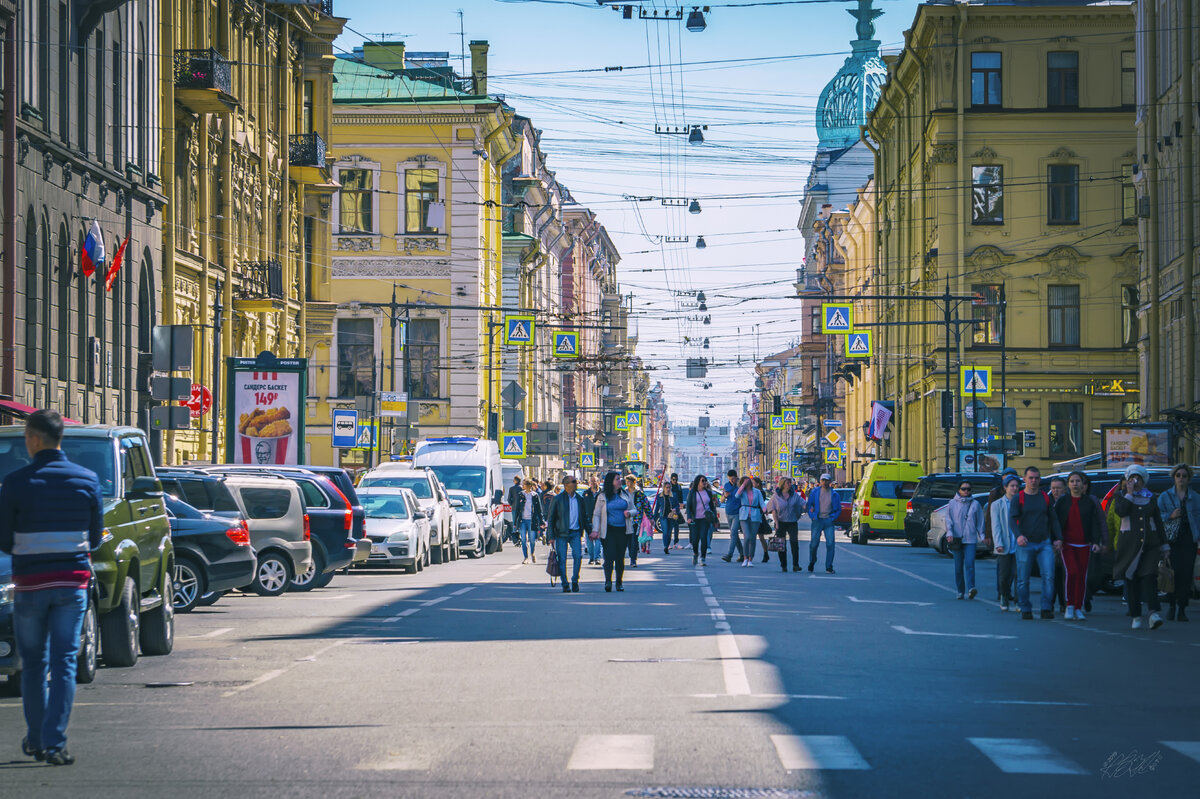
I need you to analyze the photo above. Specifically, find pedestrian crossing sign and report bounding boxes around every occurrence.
[824,429,841,446]
[500,432,526,459]
[781,409,798,426]
[504,315,535,345]
[580,452,596,467]
[845,330,873,358]
[553,330,578,358]
[792,465,803,478]
[777,443,788,454]
[824,447,842,465]
[614,414,629,432]
[960,365,993,397]
[624,410,642,428]
[821,303,853,334]
[770,415,784,430]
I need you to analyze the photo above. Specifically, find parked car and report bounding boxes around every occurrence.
[203,464,366,541]
[0,425,174,668]
[220,475,312,597]
[358,466,455,563]
[850,459,924,544]
[832,488,854,531]
[447,489,486,558]
[413,437,506,554]
[157,468,242,520]
[358,488,431,573]
[926,491,994,556]
[163,495,256,612]
[905,472,1003,547]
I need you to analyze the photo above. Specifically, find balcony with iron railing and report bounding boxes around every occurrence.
[233,259,285,311]
[289,132,329,183]
[173,48,237,114]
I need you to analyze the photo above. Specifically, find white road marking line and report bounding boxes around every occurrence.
[772,735,871,771]
[710,609,726,621]
[892,625,1016,640]
[847,595,933,606]
[358,752,433,771]
[223,668,286,697]
[976,700,1089,707]
[325,593,354,600]
[1162,741,1200,763]
[807,576,868,581]
[967,738,1088,775]
[704,596,720,608]
[700,586,714,596]
[190,627,234,639]
[717,633,751,696]
[691,694,846,700]
[450,586,476,596]
[567,735,654,770]
[421,596,450,607]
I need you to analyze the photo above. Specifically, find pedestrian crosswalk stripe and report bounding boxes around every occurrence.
[771,735,870,771]
[967,738,1088,775]
[1162,741,1200,764]
[567,735,654,770]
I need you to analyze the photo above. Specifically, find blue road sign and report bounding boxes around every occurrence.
[824,419,843,428]
[822,303,853,334]
[845,330,873,358]
[960,365,993,397]
[332,409,358,449]
[500,432,526,458]
[553,331,579,358]
[580,452,596,467]
[781,409,798,426]
[504,315,535,345]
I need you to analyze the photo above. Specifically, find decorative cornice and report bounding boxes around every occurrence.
[1047,146,1077,160]
[970,145,998,160]
[332,257,451,279]
[1041,245,1091,280]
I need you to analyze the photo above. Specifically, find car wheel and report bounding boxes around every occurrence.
[76,596,98,684]
[99,575,140,667]
[290,549,326,592]
[416,547,425,572]
[431,542,443,565]
[140,564,175,657]
[251,553,293,597]
[196,590,227,607]
[404,561,419,574]
[469,532,484,559]
[172,557,206,613]
[908,533,925,548]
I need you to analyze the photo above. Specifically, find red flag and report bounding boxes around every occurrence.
[104,235,129,292]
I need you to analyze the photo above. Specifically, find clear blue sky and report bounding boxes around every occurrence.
[330,0,916,430]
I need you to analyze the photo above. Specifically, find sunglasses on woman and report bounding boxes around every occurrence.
[958,486,971,493]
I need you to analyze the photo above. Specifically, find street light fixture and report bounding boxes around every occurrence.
[695,236,706,249]
[685,7,708,32]
[688,125,705,144]
[688,199,702,214]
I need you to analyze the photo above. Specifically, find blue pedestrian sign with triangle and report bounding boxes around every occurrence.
[614,415,628,432]
[845,330,873,358]
[553,331,578,358]
[624,410,642,428]
[504,315,535,346]
[822,303,853,334]
[580,452,595,467]
[781,409,798,426]
[960,365,993,397]
[500,432,526,459]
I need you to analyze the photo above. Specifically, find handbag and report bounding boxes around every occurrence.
[638,515,655,543]
[947,535,963,552]
[589,525,602,541]
[766,536,786,553]
[1158,557,1175,594]
[546,549,561,584]
[1164,493,1185,543]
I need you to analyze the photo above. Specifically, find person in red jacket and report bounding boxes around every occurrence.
[1052,471,1105,620]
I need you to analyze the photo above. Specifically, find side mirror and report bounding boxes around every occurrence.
[130,475,164,498]
[492,489,503,505]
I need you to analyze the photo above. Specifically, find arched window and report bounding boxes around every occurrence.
[41,218,52,378]
[57,224,71,382]
[111,255,122,394]
[24,214,38,376]
[76,233,89,384]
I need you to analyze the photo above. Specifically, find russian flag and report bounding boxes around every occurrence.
[81,220,104,278]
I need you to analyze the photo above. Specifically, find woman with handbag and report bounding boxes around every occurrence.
[767,477,805,572]
[653,481,681,555]
[685,474,718,566]
[752,477,772,563]
[514,479,545,565]
[624,475,653,562]
[1051,471,1105,620]
[593,471,637,592]
[736,478,766,567]
[1113,464,1171,630]
[1157,463,1200,621]
[945,480,984,599]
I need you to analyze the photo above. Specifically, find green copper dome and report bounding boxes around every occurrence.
[816,0,886,151]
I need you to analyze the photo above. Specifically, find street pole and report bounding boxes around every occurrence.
[212,284,223,463]
[999,288,1008,464]
[944,286,953,472]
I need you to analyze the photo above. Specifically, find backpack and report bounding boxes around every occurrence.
[1015,490,1051,529]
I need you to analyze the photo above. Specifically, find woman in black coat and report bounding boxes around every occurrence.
[1112,465,1170,630]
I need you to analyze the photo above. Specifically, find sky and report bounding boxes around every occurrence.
[330,0,917,432]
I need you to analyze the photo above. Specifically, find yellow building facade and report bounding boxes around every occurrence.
[162,0,344,464]
[306,41,516,470]
[836,179,879,482]
[866,1,1138,473]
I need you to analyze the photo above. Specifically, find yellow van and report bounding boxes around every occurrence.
[850,460,925,545]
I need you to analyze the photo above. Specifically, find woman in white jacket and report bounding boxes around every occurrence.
[946,479,985,600]
[988,474,1021,611]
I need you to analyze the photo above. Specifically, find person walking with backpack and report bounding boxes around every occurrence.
[513,479,544,564]
[546,475,588,593]
[684,474,719,566]
[652,481,681,555]
[1010,466,1062,620]
[1158,464,1200,621]
[669,474,685,547]
[767,477,805,572]
[804,473,842,573]
[989,473,1021,611]
[0,410,103,766]
[1113,464,1170,629]
[945,480,984,600]
[593,471,636,592]
[1052,471,1105,620]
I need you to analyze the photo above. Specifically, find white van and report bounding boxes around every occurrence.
[412,437,505,553]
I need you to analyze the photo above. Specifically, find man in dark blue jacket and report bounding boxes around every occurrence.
[0,410,103,766]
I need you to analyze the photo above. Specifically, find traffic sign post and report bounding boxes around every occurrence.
[821,303,853,334]
[504,315,535,345]
[770,415,784,430]
[960,365,993,398]
[500,432,526,459]
[824,447,842,465]
[781,409,798,426]
[332,409,358,449]
[845,330,873,358]
[553,331,579,358]
[580,452,596,468]
[624,410,642,428]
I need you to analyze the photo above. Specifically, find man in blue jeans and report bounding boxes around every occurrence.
[805,473,842,573]
[720,469,744,562]
[0,409,103,766]
[547,476,588,593]
[1010,465,1063,620]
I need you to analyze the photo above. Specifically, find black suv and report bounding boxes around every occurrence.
[905,472,1003,546]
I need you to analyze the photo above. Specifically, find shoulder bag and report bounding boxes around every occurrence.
[1164,492,1185,543]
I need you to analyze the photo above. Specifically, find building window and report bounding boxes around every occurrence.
[1121,285,1139,348]
[810,362,820,396]
[24,218,38,375]
[57,231,70,381]
[1047,164,1079,225]
[95,42,105,162]
[58,3,68,141]
[407,319,441,399]
[971,165,1003,225]
[112,41,121,166]
[1047,51,1078,108]
[810,306,820,335]
[970,52,1002,108]
[1120,50,1135,107]
[1048,284,1080,348]
[1121,164,1136,222]
[1121,401,1140,422]
[301,81,314,134]
[338,169,374,234]
[1048,402,1082,457]
[335,318,375,399]
[971,284,1003,346]
[405,168,441,233]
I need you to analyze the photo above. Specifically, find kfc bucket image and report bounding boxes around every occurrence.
[238,408,293,465]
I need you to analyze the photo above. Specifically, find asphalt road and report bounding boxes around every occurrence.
[3,523,1198,799]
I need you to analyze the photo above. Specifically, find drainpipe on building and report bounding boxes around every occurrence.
[1181,0,1196,461]
[1143,0,1161,425]
[2,19,16,399]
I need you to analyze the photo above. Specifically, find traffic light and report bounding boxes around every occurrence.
[773,396,782,415]
[940,391,954,430]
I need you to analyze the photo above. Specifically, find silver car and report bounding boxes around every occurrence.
[447,490,486,559]
[927,491,993,557]
[359,488,430,574]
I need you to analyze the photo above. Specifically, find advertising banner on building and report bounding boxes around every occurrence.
[227,354,307,465]
[1102,424,1173,468]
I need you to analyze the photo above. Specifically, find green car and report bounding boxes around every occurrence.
[0,425,174,669]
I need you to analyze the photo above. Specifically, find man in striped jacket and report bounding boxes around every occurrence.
[0,410,103,766]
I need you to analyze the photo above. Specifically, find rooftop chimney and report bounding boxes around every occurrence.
[469,40,489,95]
[362,40,406,72]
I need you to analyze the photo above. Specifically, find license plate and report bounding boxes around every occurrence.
[874,513,893,520]
[371,545,383,555]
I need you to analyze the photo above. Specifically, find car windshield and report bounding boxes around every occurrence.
[164,495,207,519]
[360,494,410,519]
[917,480,966,501]
[358,476,432,498]
[871,480,918,500]
[426,466,486,497]
[0,435,116,497]
[448,495,471,510]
